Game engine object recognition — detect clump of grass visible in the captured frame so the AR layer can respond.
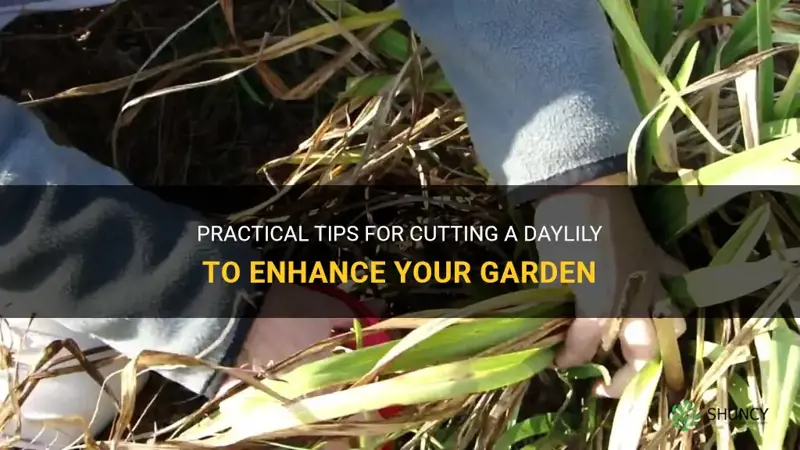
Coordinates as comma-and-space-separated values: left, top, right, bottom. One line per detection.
4, 0, 800, 449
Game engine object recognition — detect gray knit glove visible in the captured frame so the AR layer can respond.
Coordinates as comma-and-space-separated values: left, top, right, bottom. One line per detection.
396, 0, 641, 201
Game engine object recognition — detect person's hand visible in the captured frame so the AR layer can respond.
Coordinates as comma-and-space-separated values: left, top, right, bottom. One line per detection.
535, 173, 687, 398
233, 284, 363, 371
220, 284, 383, 450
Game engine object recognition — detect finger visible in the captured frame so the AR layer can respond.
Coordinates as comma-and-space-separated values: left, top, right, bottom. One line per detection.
594, 318, 657, 398
671, 315, 687, 337
619, 318, 658, 363
594, 307, 686, 398
594, 361, 638, 398
555, 317, 607, 368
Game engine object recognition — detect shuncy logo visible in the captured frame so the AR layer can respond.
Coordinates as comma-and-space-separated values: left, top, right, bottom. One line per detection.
669, 399, 769, 432
670, 400, 702, 431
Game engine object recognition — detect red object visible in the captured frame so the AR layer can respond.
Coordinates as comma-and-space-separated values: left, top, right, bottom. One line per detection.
302, 284, 403, 450
303, 284, 389, 347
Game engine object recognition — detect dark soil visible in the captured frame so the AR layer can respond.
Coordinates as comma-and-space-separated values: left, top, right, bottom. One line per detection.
0, 0, 337, 185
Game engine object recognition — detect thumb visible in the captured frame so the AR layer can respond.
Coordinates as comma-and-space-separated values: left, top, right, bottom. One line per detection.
555, 317, 608, 369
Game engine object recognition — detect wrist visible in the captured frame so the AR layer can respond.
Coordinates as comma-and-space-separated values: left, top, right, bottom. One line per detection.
211, 287, 270, 398
578, 172, 627, 186
217, 283, 341, 395
533, 173, 636, 234
540, 172, 626, 201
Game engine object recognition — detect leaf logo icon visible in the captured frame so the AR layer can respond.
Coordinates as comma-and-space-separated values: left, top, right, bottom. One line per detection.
670, 399, 701, 431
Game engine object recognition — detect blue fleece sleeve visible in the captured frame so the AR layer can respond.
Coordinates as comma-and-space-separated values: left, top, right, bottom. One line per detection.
396, 0, 641, 202
0, 96, 257, 397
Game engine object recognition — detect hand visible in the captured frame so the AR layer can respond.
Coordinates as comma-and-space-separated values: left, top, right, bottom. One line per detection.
220, 284, 379, 450
234, 284, 362, 370
535, 174, 687, 398
216, 284, 359, 396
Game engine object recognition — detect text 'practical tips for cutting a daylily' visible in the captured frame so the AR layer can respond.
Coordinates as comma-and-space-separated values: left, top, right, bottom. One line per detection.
670, 400, 769, 432
195, 224, 604, 244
